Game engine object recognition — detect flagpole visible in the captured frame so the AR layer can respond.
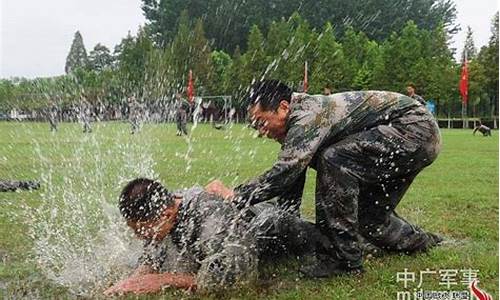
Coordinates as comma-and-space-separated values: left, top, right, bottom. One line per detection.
461, 51, 468, 129
464, 51, 467, 129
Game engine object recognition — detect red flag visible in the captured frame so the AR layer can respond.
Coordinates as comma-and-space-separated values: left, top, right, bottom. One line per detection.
459, 59, 468, 104
303, 61, 308, 93
187, 69, 195, 103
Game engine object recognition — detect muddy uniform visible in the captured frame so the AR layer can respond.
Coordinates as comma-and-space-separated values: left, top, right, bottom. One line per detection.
233, 91, 442, 269
139, 187, 329, 290
175, 99, 190, 135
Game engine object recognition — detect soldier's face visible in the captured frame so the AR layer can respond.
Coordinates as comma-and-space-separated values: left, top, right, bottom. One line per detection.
406, 86, 415, 96
249, 101, 289, 142
127, 209, 176, 241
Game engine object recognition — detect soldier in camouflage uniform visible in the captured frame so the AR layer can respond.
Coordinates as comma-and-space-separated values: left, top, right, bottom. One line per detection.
206, 79, 442, 277
174, 93, 190, 136
105, 178, 332, 296
127, 96, 141, 134
47, 102, 59, 132
80, 98, 93, 133
0, 180, 40, 192
406, 83, 426, 105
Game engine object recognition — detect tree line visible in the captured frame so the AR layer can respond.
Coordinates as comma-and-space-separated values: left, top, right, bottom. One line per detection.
0, 8, 497, 120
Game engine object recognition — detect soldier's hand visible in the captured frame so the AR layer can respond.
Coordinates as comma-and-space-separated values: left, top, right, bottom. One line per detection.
205, 180, 235, 200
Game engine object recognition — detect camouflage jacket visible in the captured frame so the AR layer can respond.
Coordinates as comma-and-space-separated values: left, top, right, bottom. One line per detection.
411, 94, 426, 105
139, 186, 318, 289
233, 91, 433, 208
139, 187, 259, 290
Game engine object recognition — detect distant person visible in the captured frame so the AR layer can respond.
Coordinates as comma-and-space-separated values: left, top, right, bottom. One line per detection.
406, 83, 426, 105
80, 98, 93, 133
48, 102, 59, 132
174, 93, 189, 136
473, 122, 492, 136
128, 96, 141, 134
104, 178, 333, 296
323, 84, 332, 96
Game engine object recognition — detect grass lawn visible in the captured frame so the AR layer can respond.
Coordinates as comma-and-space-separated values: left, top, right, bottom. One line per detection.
0, 121, 498, 299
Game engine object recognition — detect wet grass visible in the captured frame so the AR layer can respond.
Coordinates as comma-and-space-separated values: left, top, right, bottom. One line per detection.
0, 121, 498, 299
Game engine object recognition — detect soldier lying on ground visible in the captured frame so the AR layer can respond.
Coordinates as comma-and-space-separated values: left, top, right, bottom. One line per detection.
206, 80, 443, 278
0, 180, 40, 192
104, 178, 334, 296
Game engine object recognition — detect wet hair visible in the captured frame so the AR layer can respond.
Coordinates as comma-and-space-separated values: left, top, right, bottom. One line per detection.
247, 80, 293, 112
119, 178, 174, 222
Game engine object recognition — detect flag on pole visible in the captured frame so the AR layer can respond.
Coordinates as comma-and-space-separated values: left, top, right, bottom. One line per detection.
187, 69, 195, 103
459, 58, 468, 104
303, 61, 308, 93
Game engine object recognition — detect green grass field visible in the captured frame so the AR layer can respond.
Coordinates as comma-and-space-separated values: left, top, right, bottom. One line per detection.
0, 121, 498, 299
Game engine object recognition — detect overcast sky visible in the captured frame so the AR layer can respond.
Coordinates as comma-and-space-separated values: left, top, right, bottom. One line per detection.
0, 0, 498, 79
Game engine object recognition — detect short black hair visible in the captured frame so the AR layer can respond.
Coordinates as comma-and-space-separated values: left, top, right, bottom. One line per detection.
119, 178, 174, 222
247, 80, 293, 112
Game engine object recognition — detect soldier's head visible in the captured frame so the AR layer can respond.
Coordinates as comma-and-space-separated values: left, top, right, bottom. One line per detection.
323, 84, 332, 95
246, 80, 293, 142
406, 83, 417, 96
119, 178, 180, 241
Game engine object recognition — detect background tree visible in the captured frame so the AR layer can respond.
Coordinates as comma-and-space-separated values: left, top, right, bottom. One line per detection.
141, 0, 458, 53
461, 26, 477, 62
65, 31, 89, 74
88, 44, 114, 72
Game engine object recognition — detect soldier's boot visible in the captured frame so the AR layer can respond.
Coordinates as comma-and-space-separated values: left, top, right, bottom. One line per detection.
361, 212, 442, 254
299, 253, 364, 278
359, 178, 443, 254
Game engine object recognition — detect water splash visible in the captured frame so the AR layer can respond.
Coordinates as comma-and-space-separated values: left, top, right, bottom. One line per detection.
19, 128, 160, 297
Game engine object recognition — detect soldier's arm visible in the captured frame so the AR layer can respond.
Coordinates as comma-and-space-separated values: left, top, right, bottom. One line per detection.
232, 110, 330, 208
276, 170, 306, 213
104, 272, 196, 296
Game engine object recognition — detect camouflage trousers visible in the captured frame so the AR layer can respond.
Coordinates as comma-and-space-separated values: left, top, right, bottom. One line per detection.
49, 119, 58, 132
246, 202, 332, 261
130, 118, 140, 134
83, 120, 92, 133
176, 111, 188, 135
314, 113, 441, 268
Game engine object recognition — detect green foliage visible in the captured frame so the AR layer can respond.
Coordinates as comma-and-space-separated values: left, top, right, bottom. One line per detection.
210, 51, 232, 95
140, 0, 458, 54
88, 44, 114, 72
461, 26, 477, 61
65, 31, 89, 74
116, 28, 154, 96
2, 10, 498, 119
310, 22, 348, 93
240, 25, 267, 86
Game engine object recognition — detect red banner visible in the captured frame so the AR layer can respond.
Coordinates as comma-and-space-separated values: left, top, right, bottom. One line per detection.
187, 69, 195, 103
459, 60, 468, 104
